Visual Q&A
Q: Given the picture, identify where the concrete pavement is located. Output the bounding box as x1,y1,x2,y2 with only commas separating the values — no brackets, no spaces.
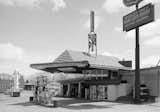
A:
1,91,160,112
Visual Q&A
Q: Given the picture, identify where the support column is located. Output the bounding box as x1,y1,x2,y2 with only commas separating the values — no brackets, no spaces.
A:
67,83,71,97
78,82,81,98
60,84,64,96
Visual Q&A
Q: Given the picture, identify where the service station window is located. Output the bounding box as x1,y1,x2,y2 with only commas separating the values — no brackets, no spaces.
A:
111,71,119,79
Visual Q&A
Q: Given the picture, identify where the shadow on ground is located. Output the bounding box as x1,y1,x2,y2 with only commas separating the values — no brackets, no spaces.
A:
57,98,125,110
9,102,36,106
9,96,157,110
9,98,124,110
63,104,111,110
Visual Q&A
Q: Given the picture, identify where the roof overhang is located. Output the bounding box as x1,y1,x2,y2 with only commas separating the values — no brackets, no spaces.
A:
58,77,121,85
30,61,89,73
90,64,132,71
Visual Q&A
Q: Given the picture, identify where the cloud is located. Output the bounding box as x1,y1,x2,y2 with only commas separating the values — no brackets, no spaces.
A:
51,0,66,11
115,19,160,39
123,19,160,47
114,26,135,39
102,50,136,68
103,0,160,14
102,51,122,59
143,36,160,47
102,50,160,68
141,19,160,38
0,43,55,78
142,55,160,67
103,0,125,14
0,0,41,7
84,15,103,30
114,26,122,32
0,0,66,11
102,51,114,57
145,0,160,4
0,43,24,60
102,50,134,60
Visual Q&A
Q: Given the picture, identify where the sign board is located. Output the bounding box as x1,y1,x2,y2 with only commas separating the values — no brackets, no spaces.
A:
123,3,154,32
123,0,143,7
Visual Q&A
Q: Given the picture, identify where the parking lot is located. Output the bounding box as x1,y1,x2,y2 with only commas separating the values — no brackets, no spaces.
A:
1,91,160,112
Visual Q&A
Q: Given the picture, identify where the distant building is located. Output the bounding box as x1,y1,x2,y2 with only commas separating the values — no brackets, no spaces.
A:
19,75,25,89
0,71,25,93
0,73,14,93
12,71,25,91
24,80,35,90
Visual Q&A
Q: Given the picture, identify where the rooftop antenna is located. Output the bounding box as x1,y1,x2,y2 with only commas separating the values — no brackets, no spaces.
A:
88,11,97,56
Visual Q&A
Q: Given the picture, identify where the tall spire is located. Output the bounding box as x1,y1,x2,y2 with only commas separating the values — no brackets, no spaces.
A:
90,11,94,32
88,11,97,56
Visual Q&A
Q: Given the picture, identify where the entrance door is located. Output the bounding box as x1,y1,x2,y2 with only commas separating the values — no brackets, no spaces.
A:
63,85,68,96
81,84,85,98
81,83,89,98
70,83,78,97
105,86,108,99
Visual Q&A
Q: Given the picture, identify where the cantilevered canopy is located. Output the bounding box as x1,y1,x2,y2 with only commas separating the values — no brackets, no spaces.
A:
30,50,132,73
30,61,89,73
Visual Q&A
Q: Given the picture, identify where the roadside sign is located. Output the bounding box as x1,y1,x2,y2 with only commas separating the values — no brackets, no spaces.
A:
123,3,154,32
123,0,143,7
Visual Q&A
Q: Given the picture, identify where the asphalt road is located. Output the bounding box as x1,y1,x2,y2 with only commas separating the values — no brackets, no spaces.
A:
1,91,160,112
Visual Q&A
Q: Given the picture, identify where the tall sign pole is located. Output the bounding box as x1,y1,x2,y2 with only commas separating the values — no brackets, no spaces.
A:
135,3,140,103
123,0,154,104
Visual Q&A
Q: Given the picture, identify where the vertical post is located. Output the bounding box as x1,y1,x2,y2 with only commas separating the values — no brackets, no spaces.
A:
96,37,97,56
157,70,160,96
61,84,64,96
78,82,81,98
67,83,71,97
134,3,140,104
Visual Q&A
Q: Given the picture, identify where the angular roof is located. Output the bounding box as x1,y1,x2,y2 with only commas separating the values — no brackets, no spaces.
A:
31,50,132,73
53,50,130,70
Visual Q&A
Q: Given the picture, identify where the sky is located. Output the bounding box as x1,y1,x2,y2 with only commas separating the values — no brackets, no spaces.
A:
0,0,160,78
